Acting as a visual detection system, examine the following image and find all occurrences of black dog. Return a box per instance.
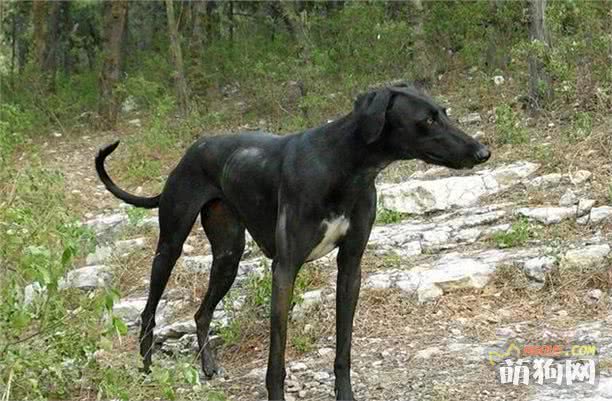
[96,84,490,400]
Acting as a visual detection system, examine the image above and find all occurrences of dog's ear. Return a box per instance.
[354,88,392,145]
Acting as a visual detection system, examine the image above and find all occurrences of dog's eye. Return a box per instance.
[426,117,435,126]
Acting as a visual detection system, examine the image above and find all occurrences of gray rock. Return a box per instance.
[24,282,45,306]
[85,213,128,239]
[115,238,147,254]
[421,228,452,251]
[482,223,511,236]
[528,173,563,188]
[417,286,444,303]
[523,256,556,282]
[515,206,576,225]
[128,118,141,127]
[318,347,334,357]
[589,206,612,224]
[472,130,485,140]
[292,289,334,319]
[237,258,266,279]
[368,248,545,302]
[181,255,213,273]
[155,319,196,342]
[443,210,507,230]
[290,362,308,372]
[459,113,481,125]
[364,273,394,290]
[410,166,449,179]
[114,297,179,329]
[415,346,442,359]
[577,214,590,225]
[246,366,267,379]
[160,334,200,355]
[85,245,112,265]
[452,227,482,243]
[563,244,610,268]
[587,289,603,302]
[86,238,146,264]
[113,297,148,326]
[286,379,301,392]
[493,75,505,85]
[60,265,112,290]
[138,216,159,229]
[559,189,578,206]
[313,371,331,382]
[378,161,539,214]
[577,199,596,217]
[571,170,592,184]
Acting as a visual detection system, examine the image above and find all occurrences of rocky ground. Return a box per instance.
[31,129,612,401]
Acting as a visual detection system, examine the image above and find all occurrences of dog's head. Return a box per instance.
[354,84,490,169]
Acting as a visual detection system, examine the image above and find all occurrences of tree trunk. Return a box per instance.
[32,0,48,70]
[205,1,219,43]
[165,0,190,115]
[99,0,129,128]
[32,0,62,90]
[228,1,234,44]
[528,0,551,110]
[60,1,74,75]
[190,0,207,55]
[409,0,430,85]
[14,2,29,74]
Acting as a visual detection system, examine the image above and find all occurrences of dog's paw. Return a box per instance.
[201,347,220,379]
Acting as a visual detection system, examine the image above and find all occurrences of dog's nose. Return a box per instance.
[475,146,491,163]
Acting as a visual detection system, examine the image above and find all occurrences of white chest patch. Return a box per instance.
[306,216,350,262]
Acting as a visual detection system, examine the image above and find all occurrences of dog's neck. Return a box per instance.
[306,112,406,183]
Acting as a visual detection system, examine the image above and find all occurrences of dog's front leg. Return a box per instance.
[266,204,316,400]
[334,194,376,401]
[266,260,300,400]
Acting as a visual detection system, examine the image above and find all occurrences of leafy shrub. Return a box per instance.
[0,163,123,400]
[495,104,528,144]
[0,103,33,165]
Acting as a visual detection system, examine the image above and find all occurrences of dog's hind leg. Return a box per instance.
[139,174,216,373]
[195,200,245,378]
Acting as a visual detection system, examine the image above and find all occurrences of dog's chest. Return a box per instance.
[306,216,350,262]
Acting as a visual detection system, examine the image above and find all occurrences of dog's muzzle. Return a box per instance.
[474,146,491,163]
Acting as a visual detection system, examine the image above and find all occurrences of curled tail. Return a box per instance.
[95,141,160,209]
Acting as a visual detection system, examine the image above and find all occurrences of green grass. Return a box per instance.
[376,208,407,225]
[493,218,532,249]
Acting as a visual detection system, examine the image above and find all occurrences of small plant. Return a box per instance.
[291,333,315,353]
[218,317,242,346]
[376,208,406,224]
[126,206,148,226]
[246,271,273,310]
[531,144,554,162]
[573,111,593,140]
[382,251,402,269]
[493,218,532,248]
[495,104,528,145]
